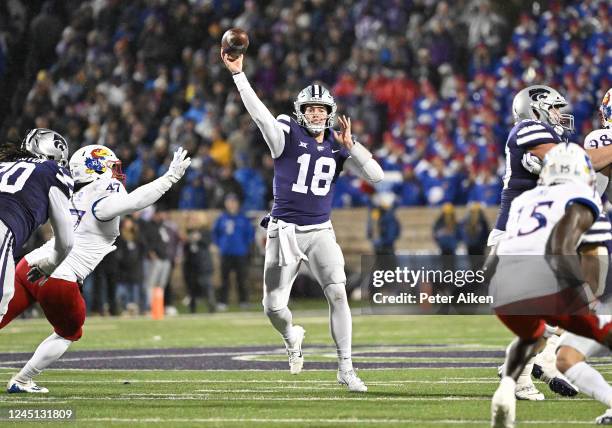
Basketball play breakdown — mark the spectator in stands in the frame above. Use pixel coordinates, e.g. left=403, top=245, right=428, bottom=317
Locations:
left=212, top=194, right=254, bottom=311
left=140, top=208, right=172, bottom=314
left=182, top=214, right=215, bottom=313
left=460, top=202, right=490, bottom=255
left=210, top=165, right=244, bottom=209
left=92, top=250, right=119, bottom=316
left=115, top=217, right=146, bottom=315
left=367, top=193, right=401, bottom=256
left=433, top=203, right=461, bottom=255
left=0, top=0, right=608, bottom=212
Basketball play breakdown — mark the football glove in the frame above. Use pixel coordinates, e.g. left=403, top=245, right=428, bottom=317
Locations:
left=26, top=255, right=58, bottom=284
left=521, top=152, right=543, bottom=175
left=164, top=147, right=191, bottom=184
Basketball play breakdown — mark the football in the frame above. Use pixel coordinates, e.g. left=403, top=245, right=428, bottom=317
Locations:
left=221, top=28, right=249, bottom=60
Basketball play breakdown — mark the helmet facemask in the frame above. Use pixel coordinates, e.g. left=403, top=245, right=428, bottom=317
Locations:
left=533, top=99, right=574, bottom=135
left=600, top=88, right=612, bottom=129
left=70, top=145, right=124, bottom=185
left=513, top=86, right=574, bottom=135
left=294, top=84, right=337, bottom=134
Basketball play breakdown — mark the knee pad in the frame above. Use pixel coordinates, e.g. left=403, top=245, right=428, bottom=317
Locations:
left=262, top=289, right=290, bottom=314
left=324, top=283, right=348, bottom=305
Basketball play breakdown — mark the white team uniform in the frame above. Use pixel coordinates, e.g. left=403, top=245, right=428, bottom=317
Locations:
left=557, top=128, right=612, bottom=359
left=584, top=128, right=612, bottom=197
left=26, top=178, right=122, bottom=283
left=490, top=182, right=601, bottom=308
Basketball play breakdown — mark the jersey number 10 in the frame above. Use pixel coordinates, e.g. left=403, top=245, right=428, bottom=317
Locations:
left=291, top=154, right=336, bottom=196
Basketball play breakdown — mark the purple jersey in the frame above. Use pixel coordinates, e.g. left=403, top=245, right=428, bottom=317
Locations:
left=494, top=119, right=564, bottom=231
left=271, top=116, right=350, bottom=225
left=0, top=158, right=73, bottom=250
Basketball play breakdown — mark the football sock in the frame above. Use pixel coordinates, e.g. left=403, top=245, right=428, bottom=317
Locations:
left=565, top=361, right=612, bottom=407
left=516, top=358, right=536, bottom=387
left=16, top=333, right=72, bottom=382
left=324, top=283, right=353, bottom=372
left=265, top=307, right=295, bottom=348
left=543, top=324, right=558, bottom=338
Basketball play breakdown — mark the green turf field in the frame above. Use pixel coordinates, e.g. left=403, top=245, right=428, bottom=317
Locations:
left=0, top=309, right=610, bottom=427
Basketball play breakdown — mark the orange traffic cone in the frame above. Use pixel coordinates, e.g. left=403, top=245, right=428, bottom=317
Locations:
left=151, top=286, right=164, bottom=320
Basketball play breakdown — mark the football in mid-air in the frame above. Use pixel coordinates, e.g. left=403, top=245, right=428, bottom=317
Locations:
left=221, top=28, right=249, bottom=60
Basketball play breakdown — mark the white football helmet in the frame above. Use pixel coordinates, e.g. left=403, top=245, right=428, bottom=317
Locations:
left=512, top=85, right=574, bottom=133
left=600, top=88, right=612, bottom=129
left=22, top=128, right=69, bottom=167
left=538, top=143, right=595, bottom=189
left=294, top=84, right=337, bottom=134
left=69, top=145, right=124, bottom=184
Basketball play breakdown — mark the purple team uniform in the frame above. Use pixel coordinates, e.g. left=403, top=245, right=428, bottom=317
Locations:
left=271, top=116, right=350, bottom=225
left=0, top=158, right=73, bottom=252
left=495, top=120, right=564, bottom=231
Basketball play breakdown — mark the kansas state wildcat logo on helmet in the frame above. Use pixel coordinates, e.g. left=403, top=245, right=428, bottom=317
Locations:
left=512, top=85, right=574, bottom=134
left=22, top=128, right=69, bottom=167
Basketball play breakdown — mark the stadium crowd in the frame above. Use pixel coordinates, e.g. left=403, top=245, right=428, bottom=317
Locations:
left=0, top=0, right=610, bottom=313
left=1, top=0, right=609, bottom=212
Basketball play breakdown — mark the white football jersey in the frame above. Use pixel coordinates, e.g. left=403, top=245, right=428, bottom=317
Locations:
left=497, top=181, right=601, bottom=256
left=26, top=177, right=124, bottom=282
left=584, top=128, right=612, bottom=195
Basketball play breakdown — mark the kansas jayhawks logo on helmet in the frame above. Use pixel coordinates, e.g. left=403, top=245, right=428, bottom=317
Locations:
left=84, top=147, right=113, bottom=175
left=69, top=145, right=124, bottom=184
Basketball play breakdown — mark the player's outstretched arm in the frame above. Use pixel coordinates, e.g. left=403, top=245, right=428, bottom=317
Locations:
left=334, top=115, right=384, bottom=183
left=27, top=187, right=74, bottom=282
left=586, top=146, right=612, bottom=171
left=94, top=147, right=191, bottom=221
left=221, top=50, right=285, bottom=158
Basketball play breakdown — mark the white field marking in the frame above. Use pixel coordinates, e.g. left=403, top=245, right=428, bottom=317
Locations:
left=0, top=395, right=594, bottom=403
left=0, top=367, right=499, bottom=372
left=26, top=379, right=500, bottom=385
left=0, top=344, right=498, bottom=362
left=45, top=417, right=597, bottom=425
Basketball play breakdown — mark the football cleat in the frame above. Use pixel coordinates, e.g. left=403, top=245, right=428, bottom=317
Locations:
left=596, top=408, right=612, bottom=425
left=337, top=369, right=367, bottom=393
left=514, top=382, right=545, bottom=401
left=492, top=377, right=516, bottom=428
left=532, top=336, right=579, bottom=397
left=498, top=364, right=545, bottom=401
left=7, top=376, right=48, bottom=394
left=287, top=325, right=305, bottom=375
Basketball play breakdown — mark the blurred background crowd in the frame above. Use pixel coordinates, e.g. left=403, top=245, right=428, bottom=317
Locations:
left=0, top=0, right=610, bottom=314
left=1, top=0, right=609, bottom=210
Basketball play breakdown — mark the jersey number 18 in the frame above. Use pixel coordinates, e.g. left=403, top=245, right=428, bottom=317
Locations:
left=291, top=154, right=336, bottom=196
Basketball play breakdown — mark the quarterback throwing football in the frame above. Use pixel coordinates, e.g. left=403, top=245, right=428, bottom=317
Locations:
left=222, top=49, right=383, bottom=392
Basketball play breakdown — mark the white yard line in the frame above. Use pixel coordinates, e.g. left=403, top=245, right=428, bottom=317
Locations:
left=50, top=417, right=595, bottom=425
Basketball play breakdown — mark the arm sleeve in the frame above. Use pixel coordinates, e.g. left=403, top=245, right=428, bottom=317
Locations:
left=93, top=176, right=174, bottom=221
left=343, top=142, right=385, bottom=183
left=48, top=186, right=74, bottom=261
left=233, top=72, right=286, bottom=158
